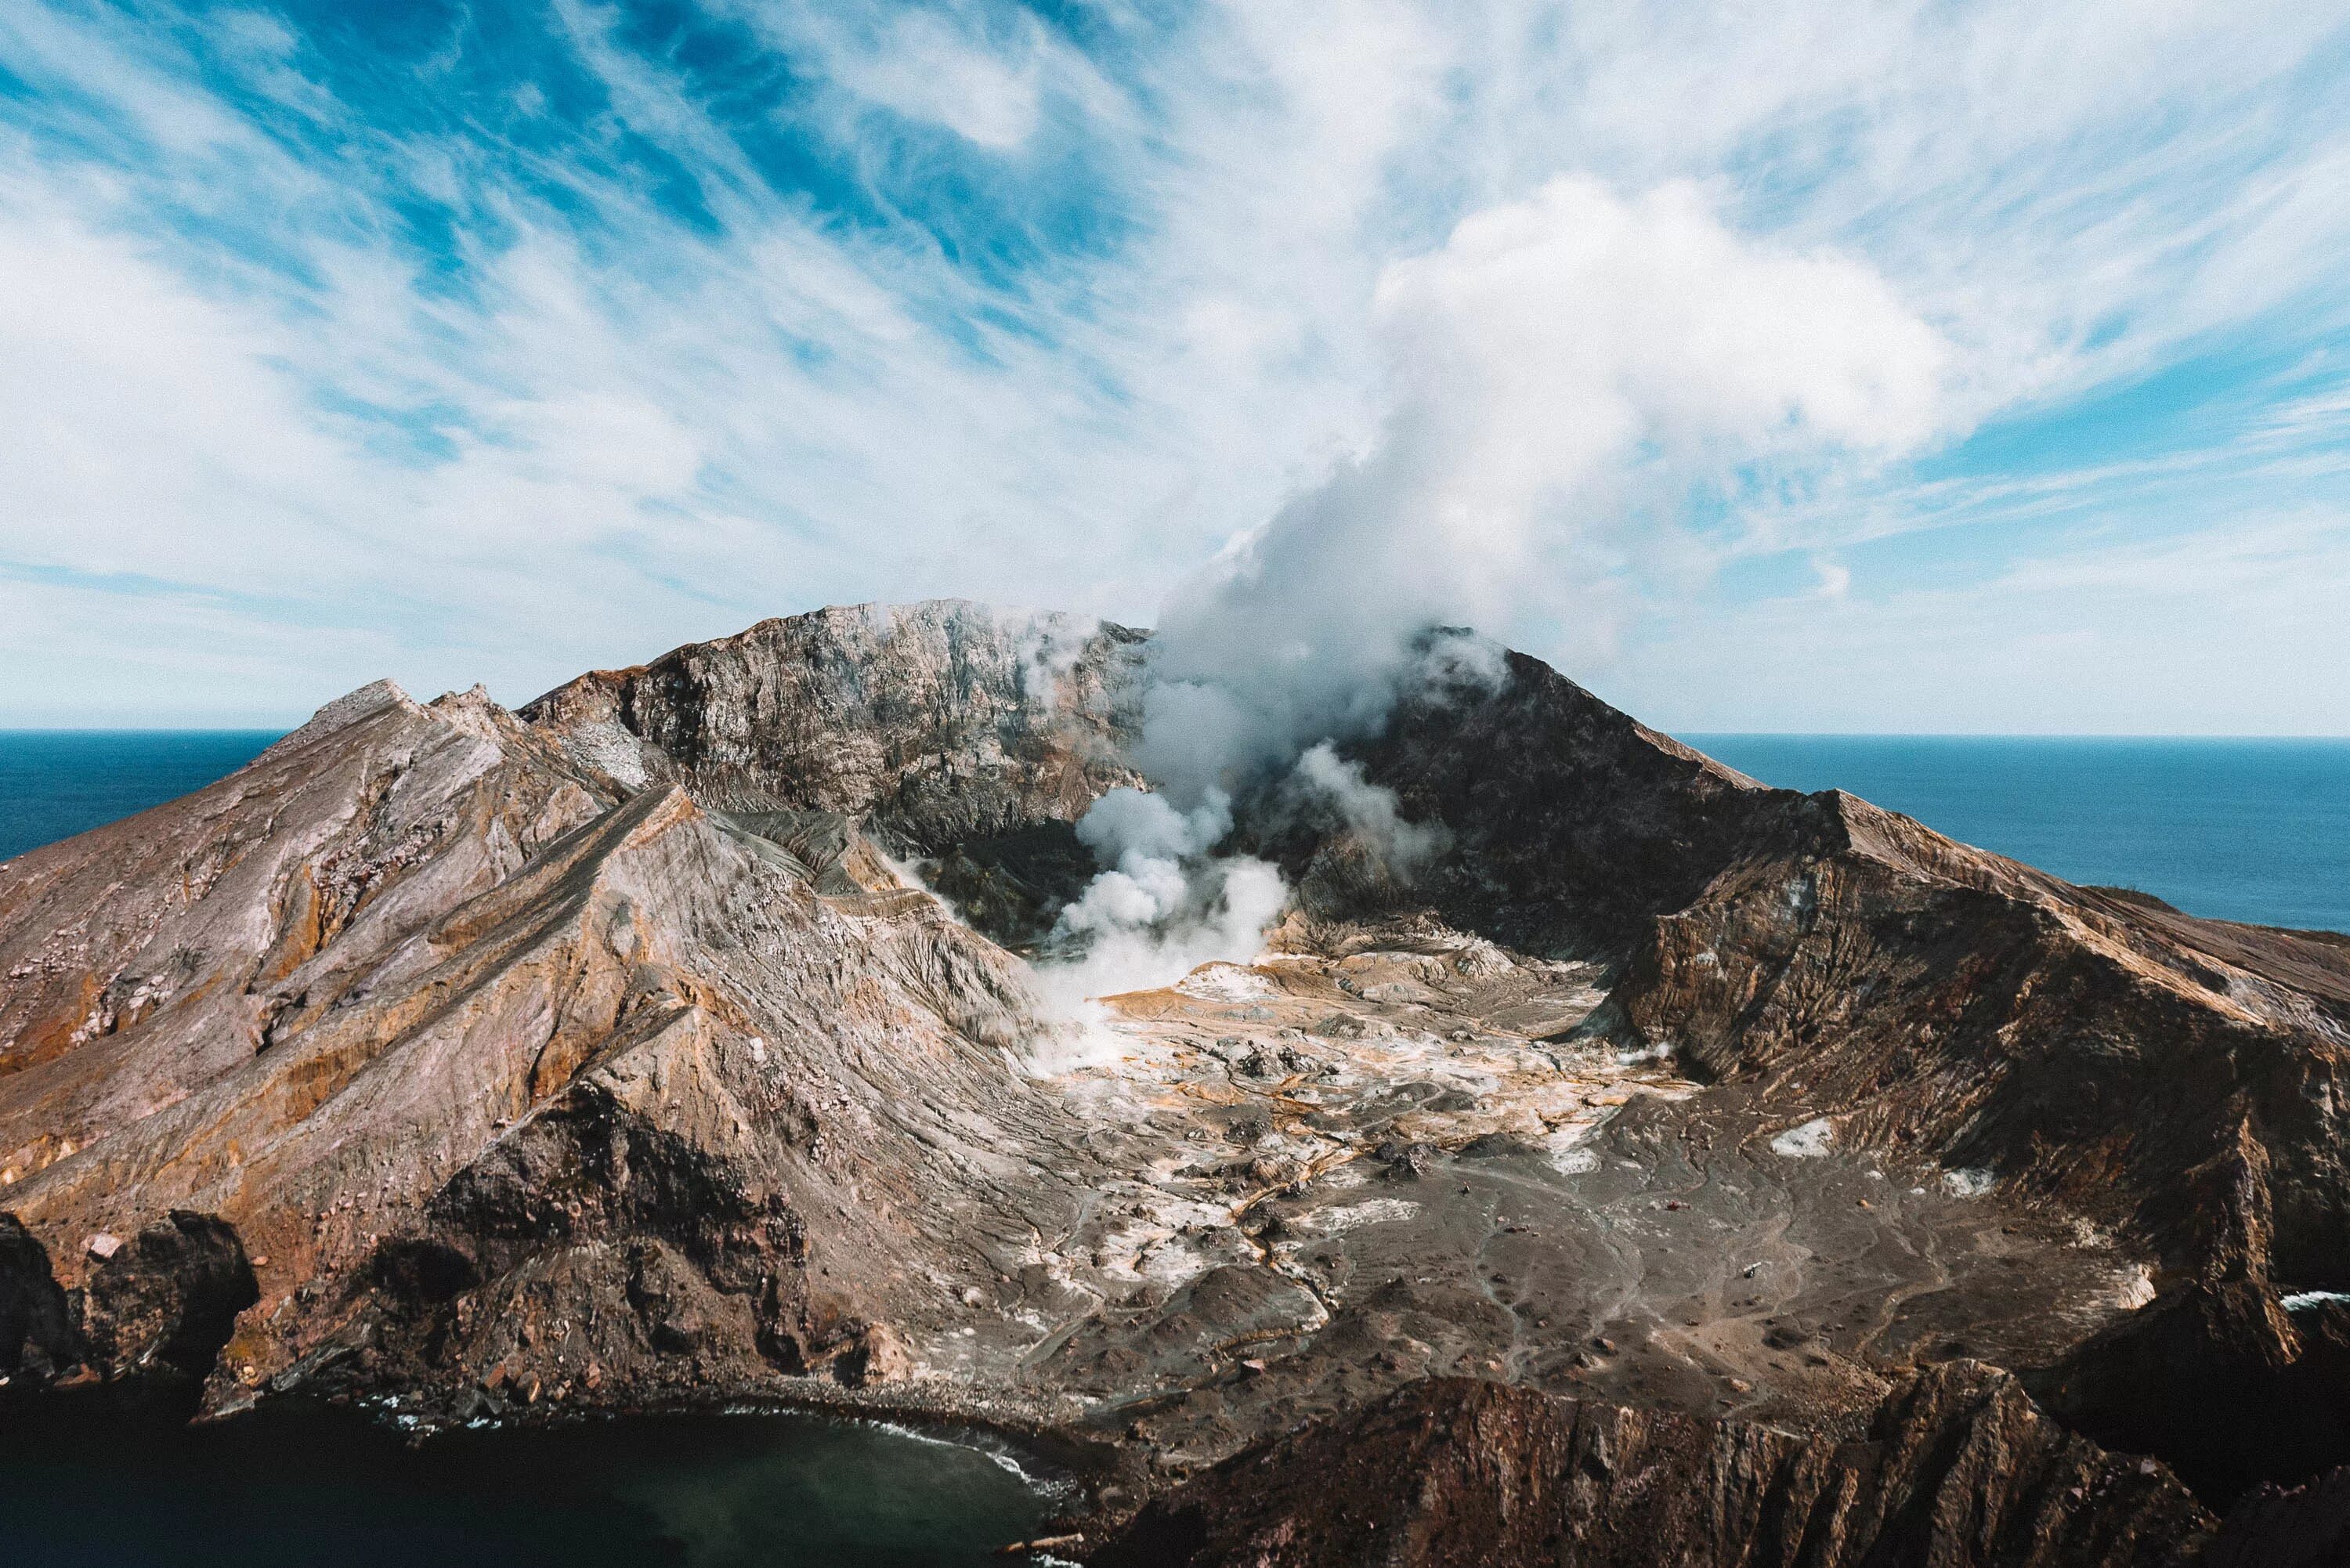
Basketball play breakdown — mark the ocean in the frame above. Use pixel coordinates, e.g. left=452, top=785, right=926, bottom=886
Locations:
left=1685, top=735, right=2350, bottom=936
left=2, top=730, right=2345, bottom=934
left=4, top=733, right=2350, bottom=940
left=0, top=731, right=284, bottom=865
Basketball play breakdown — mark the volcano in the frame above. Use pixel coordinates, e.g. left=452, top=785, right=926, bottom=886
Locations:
left=4, top=601, right=2348, bottom=1565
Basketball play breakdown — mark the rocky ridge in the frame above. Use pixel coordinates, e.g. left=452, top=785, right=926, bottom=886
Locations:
left=1093, top=1364, right=2213, bottom=1568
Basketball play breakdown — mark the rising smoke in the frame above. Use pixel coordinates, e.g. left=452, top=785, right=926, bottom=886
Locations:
left=1035, top=787, right=1287, bottom=1000
left=1032, top=175, right=1951, bottom=1024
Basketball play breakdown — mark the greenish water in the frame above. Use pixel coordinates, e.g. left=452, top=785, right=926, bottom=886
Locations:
left=0, top=1402, right=1061, bottom=1567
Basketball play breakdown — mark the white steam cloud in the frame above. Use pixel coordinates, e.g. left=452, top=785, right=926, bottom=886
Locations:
left=1042, top=788, right=1288, bottom=999
left=1284, top=742, right=1450, bottom=874
left=1022, top=786, right=1288, bottom=1071
left=1030, top=175, right=1952, bottom=1024
left=1145, top=175, right=1950, bottom=788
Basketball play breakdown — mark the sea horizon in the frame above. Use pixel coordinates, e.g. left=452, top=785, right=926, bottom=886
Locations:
left=5, top=728, right=2347, bottom=755
left=7, top=728, right=2345, bottom=937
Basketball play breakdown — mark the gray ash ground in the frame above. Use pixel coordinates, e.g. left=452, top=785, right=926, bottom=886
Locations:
left=990, top=923, right=2157, bottom=1472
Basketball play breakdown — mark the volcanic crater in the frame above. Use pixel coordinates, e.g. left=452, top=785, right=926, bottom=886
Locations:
left=3, top=599, right=2348, bottom=1566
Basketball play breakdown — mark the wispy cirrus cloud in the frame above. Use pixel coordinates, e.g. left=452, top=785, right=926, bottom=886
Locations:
left=0, top=0, right=2344, bottom=730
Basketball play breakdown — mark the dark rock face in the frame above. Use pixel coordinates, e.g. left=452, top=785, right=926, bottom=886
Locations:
left=2031, top=1282, right=2350, bottom=1505
left=1347, top=649, right=2350, bottom=1294
left=78, top=1212, right=258, bottom=1386
left=1306, top=646, right=2350, bottom=1501
left=0, top=1214, right=78, bottom=1380
left=1325, top=646, right=1804, bottom=957
left=1093, top=1366, right=2213, bottom=1568
left=0, top=1210, right=254, bottom=1393
left=922, top=821, right=1103, bottom=952
left=2204, top=1465, right=2350, bottom=1568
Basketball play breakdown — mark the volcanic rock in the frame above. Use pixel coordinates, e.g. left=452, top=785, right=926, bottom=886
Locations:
left=1090, top=1364, right=2213, bottom=1568
left=2, top=598, right=2348, bottom=1552
left=2030, top=1280, right=2350, bottom=1503
left=1334, top=645, right=2350, bottom=1297
left=2203, top=1464, right=2350, bottom=1568
left=0, top=649, right=1095, bottom=1419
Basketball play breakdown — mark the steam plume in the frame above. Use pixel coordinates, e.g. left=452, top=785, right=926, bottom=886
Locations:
left=1034, top=175, right=1950, bottom=1017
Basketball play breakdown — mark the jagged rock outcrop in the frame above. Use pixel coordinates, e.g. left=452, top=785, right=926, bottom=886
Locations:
left=1285, top=644, right=1795, bottom=955
left=0, top=1209, right=254, bottom=1391
left=521, top=602, right=1148, bottom=948
left=2203, top=1465, right=2350, bottom=1568
left=1090, top=1364, right=2213, bottom=1568
left=2030, top=1281, right=2350, bottom=1504
left=522, top=600, right=1145, bottom=848
left=1339, top=648, right=2350, bottom=1295
left=1296, top=644, right=2350, bottom=1503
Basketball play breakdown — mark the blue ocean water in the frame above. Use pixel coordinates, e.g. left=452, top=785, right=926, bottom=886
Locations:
left=1687, top=735, right=2350, bottom=935
left=3, top=732, right=2345, bottom=935
left=0, top=731, right=283, bottom=865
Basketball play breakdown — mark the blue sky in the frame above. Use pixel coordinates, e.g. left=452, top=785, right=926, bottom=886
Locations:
left=2, top=0, right=2345, bottom=732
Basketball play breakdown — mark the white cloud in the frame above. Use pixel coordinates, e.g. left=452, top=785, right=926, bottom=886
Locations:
left=1621, top=509, right=2350, bottom=735
left=1372, top=174, right=1950, bottom=535
left=1134, top=174, right=1951, bottom=800
left=0, top=188, right=357, bottom=583
left=825, top=9, right=1044, bottom=151
left=0, top=0, right=2342, bottom=732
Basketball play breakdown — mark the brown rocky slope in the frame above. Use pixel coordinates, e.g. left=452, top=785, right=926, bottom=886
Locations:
left=1324, top=649, right=2350, bottom=1498
left=0, top=609, right=1112, bottom=1418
